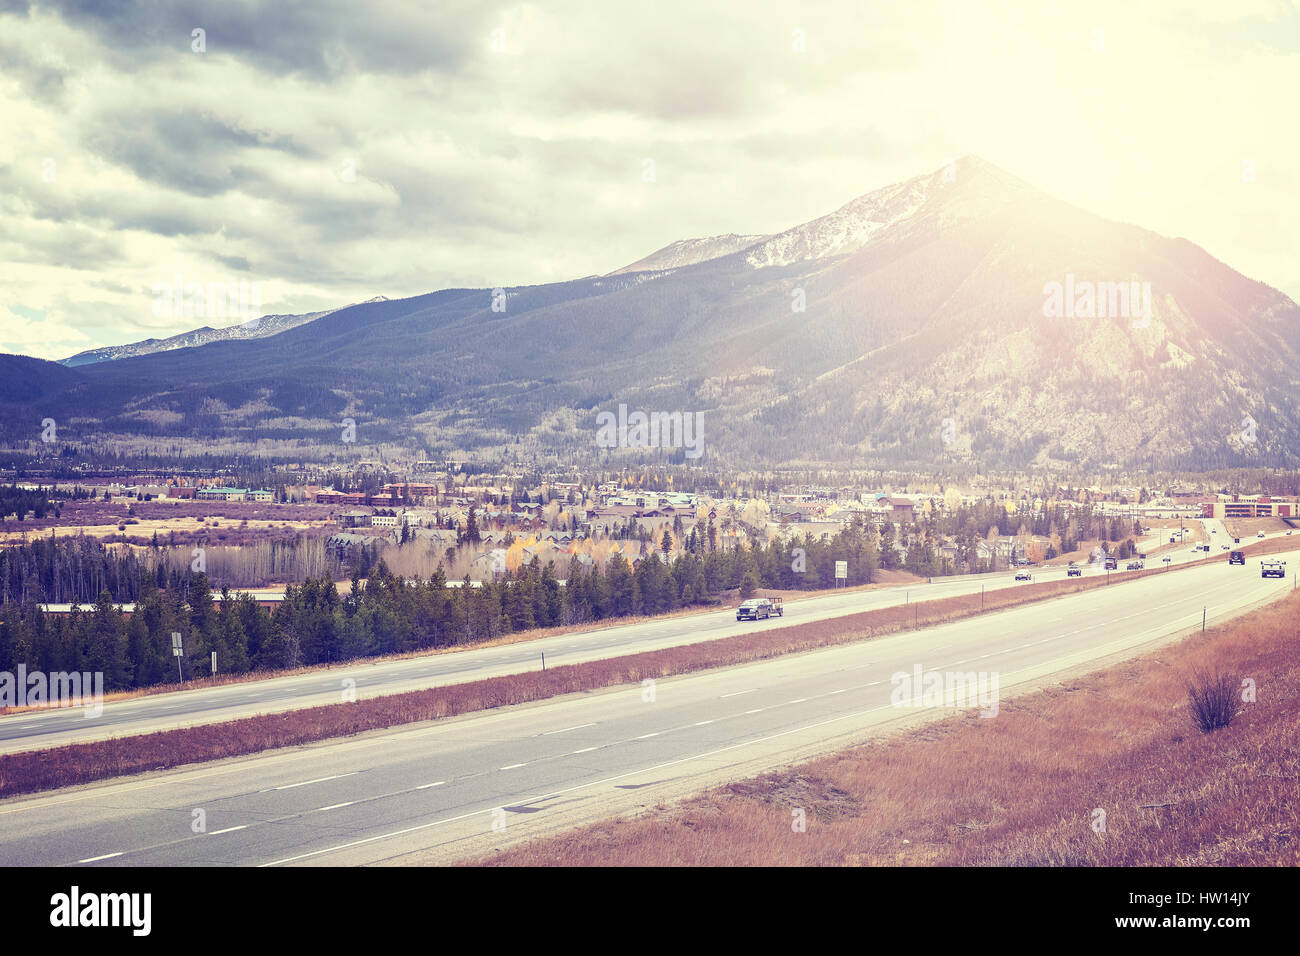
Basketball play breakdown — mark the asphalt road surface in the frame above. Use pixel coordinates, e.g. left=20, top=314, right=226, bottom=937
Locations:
left=0, top=546, right=1291, bottom=866
left=6, top=520, right=1286, bottom=753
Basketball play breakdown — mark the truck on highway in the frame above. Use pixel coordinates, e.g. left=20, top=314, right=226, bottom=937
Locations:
left=1261, top=560, right=1285, bottom=578
left=1067, top=563, right=1082, bottom=577
left=736, top=596, right=783, bottom=620
left=1229, top=550, right=1245, bottom=565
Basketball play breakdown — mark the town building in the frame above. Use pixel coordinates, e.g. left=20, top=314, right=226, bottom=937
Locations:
left=1203, top=494, right=1298, bottom=520
left=194, top=487, right=274, bottom=502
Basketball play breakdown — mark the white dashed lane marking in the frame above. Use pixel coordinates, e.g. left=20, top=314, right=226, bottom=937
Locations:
left=261, top=772, right=358, bottom=793
left=78, top=852, right=123, bottom=863
left=541, top=723, right=595, bottom=736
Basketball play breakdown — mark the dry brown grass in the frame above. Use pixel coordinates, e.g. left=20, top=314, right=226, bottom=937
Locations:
left=1222, top=517, right=1293, bottom=539
left=1232, top=536, right=1299, bottom=560
left=474, top=592, right=1300, bottom=866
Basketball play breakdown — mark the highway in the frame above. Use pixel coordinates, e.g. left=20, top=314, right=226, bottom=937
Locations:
left=1, top=518, right=1289, bottom=753
left=0, top=546, right=1292, bottom=867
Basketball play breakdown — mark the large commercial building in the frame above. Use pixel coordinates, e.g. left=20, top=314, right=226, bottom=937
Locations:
left=1202, top=495, right=1298, bottom=520
left=195, top=487, right=273, bottom=502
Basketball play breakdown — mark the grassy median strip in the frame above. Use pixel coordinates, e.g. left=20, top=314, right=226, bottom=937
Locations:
left=472, top=591, right=1300, bottom=866
left=0, top=563, right=1227, bottom=798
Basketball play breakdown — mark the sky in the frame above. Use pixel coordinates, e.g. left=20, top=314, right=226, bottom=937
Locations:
left=1, top=0, right=1298, bottom=360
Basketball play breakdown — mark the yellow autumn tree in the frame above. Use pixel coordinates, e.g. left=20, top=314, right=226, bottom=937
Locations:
left=505, top=535, right=535, bottom=572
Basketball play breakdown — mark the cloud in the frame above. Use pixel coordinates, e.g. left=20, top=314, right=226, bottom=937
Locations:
left=82, top=109, right=310, bottom=197
left=0, top=304, right=96, bottom=359
left=0, top=0, right=1297, bottom=359
left=4, top=0, right=500, bottom=78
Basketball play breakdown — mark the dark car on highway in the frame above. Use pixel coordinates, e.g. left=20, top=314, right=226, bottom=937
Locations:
left=736, top=598, right=783, bottom=621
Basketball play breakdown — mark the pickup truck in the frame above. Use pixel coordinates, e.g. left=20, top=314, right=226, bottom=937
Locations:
left=1261, top=560, right=1285, bottom=579
left=1228, top=550, right=1245, bottom=565
left=736, top=597, right=783, bottom=620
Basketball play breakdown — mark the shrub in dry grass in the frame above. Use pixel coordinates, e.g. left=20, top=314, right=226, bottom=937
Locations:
left=1186, top=671, right=1238, bottom=733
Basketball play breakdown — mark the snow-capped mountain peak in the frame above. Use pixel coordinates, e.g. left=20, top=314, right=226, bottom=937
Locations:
left=745, top=155, right=1030, bottom=269
left=59, top=296, right=390, bottom=366
left=609, top=233, right=769, bottom=275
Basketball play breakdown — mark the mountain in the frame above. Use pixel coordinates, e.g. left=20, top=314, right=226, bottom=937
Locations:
left=7, top=156, right=1300, bottom=470
left=743, top=169, right=940, bottom=269
left=610, top=234, right=768, bottom=274
left=59, top=297, right=390, bottom=366
left=0, top=354, right=84, bottom=403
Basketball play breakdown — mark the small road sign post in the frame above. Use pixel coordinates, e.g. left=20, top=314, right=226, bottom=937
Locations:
left=171, top=632, right=184, bottom=684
